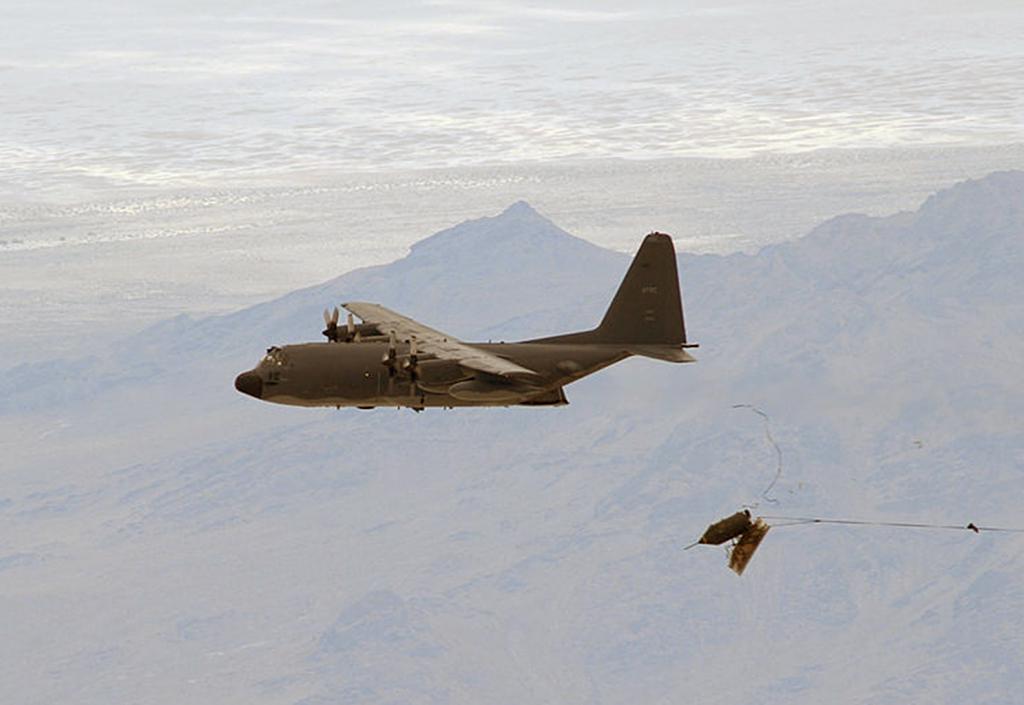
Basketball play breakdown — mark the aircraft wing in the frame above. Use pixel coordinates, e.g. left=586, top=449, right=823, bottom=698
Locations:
left=342, top=302, right=541, bottom=380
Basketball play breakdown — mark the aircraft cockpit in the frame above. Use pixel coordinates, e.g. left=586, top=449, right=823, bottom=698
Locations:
left=262, top=346, right=289, bottom=367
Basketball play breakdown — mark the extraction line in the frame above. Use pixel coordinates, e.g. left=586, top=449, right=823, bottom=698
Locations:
left=759, top=516, right=1024, bottom=534
left=731, top=404, right=783, bottom=504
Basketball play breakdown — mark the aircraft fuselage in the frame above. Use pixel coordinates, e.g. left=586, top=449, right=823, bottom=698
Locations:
left=233, top=231, right=696, bottom=411
left=234, top=340, right=629, bottom=409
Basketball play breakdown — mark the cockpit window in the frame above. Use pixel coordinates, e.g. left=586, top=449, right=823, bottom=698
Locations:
left=262, top=346, right=288, bottom=367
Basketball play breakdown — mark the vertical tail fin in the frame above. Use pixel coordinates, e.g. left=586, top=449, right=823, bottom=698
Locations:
left=526, top=232, right=694, bottom=362
left=594, top=232, right=687, bottom=346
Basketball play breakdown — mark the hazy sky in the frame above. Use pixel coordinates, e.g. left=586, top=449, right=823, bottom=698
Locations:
left=2, top=1, right=1022, bottom=194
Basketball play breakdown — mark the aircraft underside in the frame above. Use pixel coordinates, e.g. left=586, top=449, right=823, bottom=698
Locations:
left=265, top=386, right=569, bottom=410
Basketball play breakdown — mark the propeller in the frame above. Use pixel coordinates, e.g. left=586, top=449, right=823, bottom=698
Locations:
left=403, top=336, right=420, bottom=396
left=346, top=311, right=357, bottom=341
left=322, top=307, right=340, bottom=342
left=381, top=330, right=399, bottom=392
left=323, top=307, right=363, bottom=343
left=379, top=333, right=423, bottom=398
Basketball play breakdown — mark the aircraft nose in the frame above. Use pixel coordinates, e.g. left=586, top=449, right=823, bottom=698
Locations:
left=234, top=372, right=263, bottom=399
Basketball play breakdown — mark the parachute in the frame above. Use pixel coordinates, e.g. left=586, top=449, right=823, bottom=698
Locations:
left=728, top=518, right=770, bottom=575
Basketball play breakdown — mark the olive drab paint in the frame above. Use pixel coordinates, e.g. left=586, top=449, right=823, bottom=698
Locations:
left=234, top=233, right=696, bottom=411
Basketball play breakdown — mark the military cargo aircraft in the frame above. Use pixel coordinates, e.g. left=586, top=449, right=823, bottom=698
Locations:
left=234, top=232, right=697, bottom=410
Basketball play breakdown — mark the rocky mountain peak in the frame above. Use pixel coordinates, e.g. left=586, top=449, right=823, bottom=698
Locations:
left=407, top=200, right=580, bottom=261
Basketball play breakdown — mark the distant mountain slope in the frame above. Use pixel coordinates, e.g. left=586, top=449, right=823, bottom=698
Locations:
left=2, top=172, right=1023, bottom=705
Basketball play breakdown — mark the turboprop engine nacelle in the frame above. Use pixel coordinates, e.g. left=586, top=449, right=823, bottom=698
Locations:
left=415, top=359, right=473, bottom=394
left=448, top=379, right=532, bottom=402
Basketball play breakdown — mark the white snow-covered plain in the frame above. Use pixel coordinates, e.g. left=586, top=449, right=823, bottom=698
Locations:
left=3, top=172, right=1024, bottom=704
left=4, top=1, right=1023, bottom=197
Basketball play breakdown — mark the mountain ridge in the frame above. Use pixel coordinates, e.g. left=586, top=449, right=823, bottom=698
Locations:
left=4, top=170, right=1024, bottom=704
left=3, top=170, right=1023, bottom=416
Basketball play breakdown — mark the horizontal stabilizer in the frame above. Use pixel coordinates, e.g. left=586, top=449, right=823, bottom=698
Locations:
left=628, top=345, right=697, bottom=363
